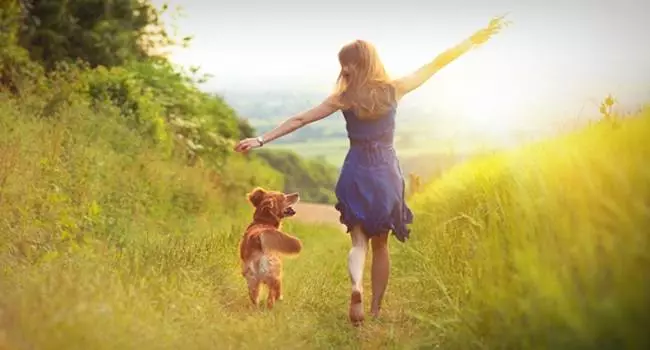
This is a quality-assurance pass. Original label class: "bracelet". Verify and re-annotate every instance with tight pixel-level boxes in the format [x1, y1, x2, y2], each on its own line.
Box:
[256, 136, 265, 147]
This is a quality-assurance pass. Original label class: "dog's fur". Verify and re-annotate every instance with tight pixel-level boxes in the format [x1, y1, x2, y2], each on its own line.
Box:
[239, 187, 302, 308]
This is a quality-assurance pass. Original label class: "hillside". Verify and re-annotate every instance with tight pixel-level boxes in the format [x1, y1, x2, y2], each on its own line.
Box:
[401, 108, 650, 348]
[256, 149, 339, 205]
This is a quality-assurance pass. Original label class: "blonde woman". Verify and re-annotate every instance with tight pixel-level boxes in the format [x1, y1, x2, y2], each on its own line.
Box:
[235, 17, 505, 326]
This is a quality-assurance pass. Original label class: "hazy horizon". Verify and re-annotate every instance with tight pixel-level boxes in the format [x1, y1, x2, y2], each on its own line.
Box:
[152, 0, 650, 144]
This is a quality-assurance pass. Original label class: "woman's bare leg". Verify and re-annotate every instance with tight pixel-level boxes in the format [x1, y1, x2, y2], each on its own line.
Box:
[370, 233, 390, 317]
[348, 225, 368, 325]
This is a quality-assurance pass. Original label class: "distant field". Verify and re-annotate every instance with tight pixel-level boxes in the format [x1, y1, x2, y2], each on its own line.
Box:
[267, 137, 494, 180]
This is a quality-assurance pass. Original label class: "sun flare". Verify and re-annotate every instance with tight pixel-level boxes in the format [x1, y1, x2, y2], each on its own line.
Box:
[455, 83, 521, 145]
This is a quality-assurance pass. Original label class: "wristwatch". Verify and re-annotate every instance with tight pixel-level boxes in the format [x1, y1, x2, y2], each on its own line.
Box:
[256, 136, 265, 147]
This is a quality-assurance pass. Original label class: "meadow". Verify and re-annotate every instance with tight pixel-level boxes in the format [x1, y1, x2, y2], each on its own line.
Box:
[2, 89, 648, 349]
[2, 1, 649, 348]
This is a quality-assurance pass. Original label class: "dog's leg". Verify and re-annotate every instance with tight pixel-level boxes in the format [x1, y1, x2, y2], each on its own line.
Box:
[266, 278, 280, 309]
[276, 278, 283, 301]
[248, 278, 261, 307]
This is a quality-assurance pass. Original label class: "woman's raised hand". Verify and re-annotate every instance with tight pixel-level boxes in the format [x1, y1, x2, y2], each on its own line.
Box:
[470, 15, 510, 46]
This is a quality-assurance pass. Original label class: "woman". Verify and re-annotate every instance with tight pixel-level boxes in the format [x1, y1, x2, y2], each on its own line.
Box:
[234, 17, 505, 325]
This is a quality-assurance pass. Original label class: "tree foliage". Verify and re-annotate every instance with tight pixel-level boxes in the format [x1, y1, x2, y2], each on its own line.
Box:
[16, 0, 171, 70]
[0, 0, 338, 203]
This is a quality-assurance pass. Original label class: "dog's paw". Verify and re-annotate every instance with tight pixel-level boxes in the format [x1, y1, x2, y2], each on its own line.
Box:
[278, 295, 284, 301]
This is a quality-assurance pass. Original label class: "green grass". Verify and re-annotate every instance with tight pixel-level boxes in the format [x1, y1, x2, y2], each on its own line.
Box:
[398, 111, 650, 349]
[1, 88, 649, 350]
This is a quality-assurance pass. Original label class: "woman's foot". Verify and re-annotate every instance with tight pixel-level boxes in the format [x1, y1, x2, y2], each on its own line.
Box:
[349, 289, 364, 326]
[370, 306, 381, 319]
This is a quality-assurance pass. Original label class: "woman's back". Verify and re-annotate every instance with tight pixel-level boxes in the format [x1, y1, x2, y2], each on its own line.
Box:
[341, 106, 397, 144]
[336, 101, 411, 243]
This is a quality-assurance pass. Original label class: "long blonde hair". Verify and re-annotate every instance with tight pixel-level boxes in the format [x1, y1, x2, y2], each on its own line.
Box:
[333, 40, 396, 120]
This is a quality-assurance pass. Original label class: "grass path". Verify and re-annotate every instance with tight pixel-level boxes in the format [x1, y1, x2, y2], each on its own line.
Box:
[183, 220, 426, 349]
[270, 205, 428, 348]
[293, 202, 345, 228]
[0, 209, 427, 350]
[221, 207, 425, 349]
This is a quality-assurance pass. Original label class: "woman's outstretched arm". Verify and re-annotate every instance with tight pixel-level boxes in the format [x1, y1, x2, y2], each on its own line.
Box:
[234, 94, 340, 153]
[394, 16, 507, 98]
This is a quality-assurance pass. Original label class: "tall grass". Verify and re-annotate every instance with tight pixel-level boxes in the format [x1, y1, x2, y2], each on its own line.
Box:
[392, 109, 650, 349]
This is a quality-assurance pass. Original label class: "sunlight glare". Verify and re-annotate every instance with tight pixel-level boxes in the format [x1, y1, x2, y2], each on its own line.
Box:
[456, 82, 520, 147]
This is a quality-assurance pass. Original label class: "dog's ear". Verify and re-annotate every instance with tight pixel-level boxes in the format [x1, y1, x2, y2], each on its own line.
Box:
[247, 187, 266, 207]
[259, 197, 280, 222]
[284, 192, 300, 205]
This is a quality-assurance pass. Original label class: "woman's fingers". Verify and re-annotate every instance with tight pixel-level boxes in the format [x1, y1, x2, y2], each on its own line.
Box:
[234, 138, 259, 153]
[234, 140, 248, 153]
[472, 23, 501, 45]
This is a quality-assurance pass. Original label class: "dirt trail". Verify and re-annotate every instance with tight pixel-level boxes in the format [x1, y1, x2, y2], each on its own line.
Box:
[292, 202, 345, 231]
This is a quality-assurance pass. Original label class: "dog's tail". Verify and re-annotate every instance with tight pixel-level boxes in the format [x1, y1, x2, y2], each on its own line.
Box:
[260, 229, 302, 255]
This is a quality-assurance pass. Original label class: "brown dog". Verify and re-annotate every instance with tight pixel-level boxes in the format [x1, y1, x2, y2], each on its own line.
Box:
[239, 187, 302, 309]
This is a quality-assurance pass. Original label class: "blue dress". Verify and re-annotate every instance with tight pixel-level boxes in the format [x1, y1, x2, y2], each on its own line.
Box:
[334, 105, 414, 242]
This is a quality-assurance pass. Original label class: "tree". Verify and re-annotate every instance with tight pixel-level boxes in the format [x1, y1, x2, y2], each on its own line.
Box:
[16, 0, 172, 70]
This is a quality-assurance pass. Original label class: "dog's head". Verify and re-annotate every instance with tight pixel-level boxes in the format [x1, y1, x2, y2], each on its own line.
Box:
[247, 187, 300, 224]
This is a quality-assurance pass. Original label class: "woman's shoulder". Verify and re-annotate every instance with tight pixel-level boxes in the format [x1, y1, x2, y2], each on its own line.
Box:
[324, 93, 344, 109]
[387, 79, 407, 101]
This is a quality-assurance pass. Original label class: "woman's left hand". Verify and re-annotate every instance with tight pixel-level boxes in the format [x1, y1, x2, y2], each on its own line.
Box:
[470, 15, 509, 46]
[234, 138, 262, 153]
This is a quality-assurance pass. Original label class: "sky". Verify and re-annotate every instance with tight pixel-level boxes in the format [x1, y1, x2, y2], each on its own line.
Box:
[152, 0, 650, 142]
